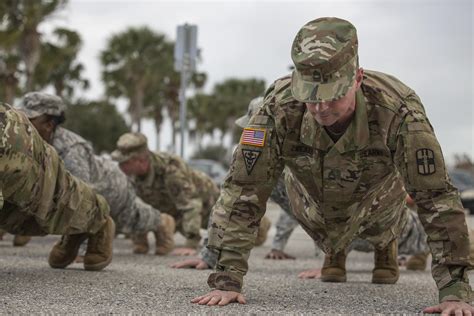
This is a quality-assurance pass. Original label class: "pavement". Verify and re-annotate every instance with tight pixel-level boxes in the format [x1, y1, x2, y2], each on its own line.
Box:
[1, 203, 472, 314]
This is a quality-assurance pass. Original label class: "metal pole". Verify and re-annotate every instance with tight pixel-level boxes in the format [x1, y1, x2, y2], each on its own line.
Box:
[179, 55, 188, 158]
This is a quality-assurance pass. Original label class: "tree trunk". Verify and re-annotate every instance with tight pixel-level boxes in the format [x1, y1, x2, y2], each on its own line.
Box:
[20, 28, 41, 92]
[4, 74, 18, 105]
[131, 83, 145, 132]
[54, 80, 65, 98]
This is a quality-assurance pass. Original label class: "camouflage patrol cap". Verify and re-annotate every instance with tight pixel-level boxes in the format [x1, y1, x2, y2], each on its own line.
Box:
[111, 132, 149, 163]
[16, 92, 66, 118]
[235, 96, 264, 128]
[291, 17, 359, 103]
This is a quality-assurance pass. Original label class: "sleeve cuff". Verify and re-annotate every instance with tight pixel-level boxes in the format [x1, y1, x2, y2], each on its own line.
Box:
[200, 247, 218, 268]
[439, 281, 473, 303]
[207, 271, 243, 293]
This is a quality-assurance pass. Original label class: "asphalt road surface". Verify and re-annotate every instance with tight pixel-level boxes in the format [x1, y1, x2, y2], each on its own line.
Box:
[1, 203, 472, 314]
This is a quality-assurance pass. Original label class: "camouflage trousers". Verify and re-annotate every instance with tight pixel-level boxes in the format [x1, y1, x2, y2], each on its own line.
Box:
[284, 169, 427, 254]
[270, 172, 428, 255]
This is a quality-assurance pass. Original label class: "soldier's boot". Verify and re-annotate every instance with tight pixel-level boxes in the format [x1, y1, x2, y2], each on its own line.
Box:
[154, 213, 176, 255]
[255, 216, 272, 246]
[132, 233, 149, 254]
[13, 235, 31, 247]
[48, 233, 88, 269]
[84, 216, 115, 271]
[0, 229, 5, 240]
[372, 239, 399, 284]
[321, 250, 347, 282]
[406, 252, 429, 271]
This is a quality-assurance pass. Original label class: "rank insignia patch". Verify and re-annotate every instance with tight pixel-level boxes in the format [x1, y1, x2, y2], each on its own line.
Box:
[241, 128, 266, 147]
[242, 149, 261, 175]
[416, 148, 436, 175]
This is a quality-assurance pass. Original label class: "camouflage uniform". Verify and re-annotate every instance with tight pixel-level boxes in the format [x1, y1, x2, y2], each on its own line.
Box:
[52, 127, 162, 234]
[14, 93, 163, 235]
[113, 135, 220, 249]
[199, 172, 428, 267]
[206, 17, 472, 303]
[0, 103, 109, 236]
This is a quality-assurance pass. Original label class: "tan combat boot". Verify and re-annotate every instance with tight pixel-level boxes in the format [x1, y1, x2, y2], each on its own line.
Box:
[13, 235, 31, 247]
[84, 216, 115, 271]
[372, 239, 399, 284]
[154, 213, 176, 255]
[132, 233, 149, 254]
[406, 252, 429, 271]
[255, 216, 272, 246]
[48, 234, 88, 269]
[321, 250, 347, 282]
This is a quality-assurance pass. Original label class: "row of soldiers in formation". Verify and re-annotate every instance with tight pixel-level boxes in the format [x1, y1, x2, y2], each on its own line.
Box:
[1, 16, 473, 314]
[0, 91, 431, 272]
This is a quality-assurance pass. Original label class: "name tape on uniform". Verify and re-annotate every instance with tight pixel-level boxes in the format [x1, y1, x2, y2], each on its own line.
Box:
[240, 128, 266, 147]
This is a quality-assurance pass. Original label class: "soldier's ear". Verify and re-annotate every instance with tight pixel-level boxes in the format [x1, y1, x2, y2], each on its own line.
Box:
[355, 68, 364, 88]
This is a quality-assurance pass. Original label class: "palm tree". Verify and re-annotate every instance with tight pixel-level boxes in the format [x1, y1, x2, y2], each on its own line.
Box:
[33, 27, 89, 98]
[1, 0, 67, 91]
[101, 26, 174, 132]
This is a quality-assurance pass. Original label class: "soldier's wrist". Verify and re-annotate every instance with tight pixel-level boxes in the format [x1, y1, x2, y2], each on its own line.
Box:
[207, 271, 243, 293]
[439, 281, 473, 303]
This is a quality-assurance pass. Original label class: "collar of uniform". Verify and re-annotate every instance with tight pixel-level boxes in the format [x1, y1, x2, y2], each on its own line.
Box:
[141, 151, 159, 186]
[299, 89, 369, 153]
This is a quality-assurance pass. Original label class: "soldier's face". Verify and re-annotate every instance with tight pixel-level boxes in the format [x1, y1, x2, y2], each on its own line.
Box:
[305, 68, 364, 127]
[119, 156, 149, 177]
[30, 115, 56, 144]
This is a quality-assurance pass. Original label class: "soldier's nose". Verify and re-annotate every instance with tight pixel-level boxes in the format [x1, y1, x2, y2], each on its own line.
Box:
[315, 102, 330, 113]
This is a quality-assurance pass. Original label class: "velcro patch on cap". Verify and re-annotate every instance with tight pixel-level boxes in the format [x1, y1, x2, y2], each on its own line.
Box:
[240, 128, 266, 147]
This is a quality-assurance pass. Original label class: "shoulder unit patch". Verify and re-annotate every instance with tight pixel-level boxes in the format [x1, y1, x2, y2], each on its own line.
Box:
[416, 148, 436, 175]
[242, 149, 261, 175]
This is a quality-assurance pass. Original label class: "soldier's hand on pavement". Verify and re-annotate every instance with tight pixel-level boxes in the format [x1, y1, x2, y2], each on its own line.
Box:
[171, 247, 197, 256]
[265, 249, 296, 260]
[423, 300, 474, 315]
[298, 268, 322, 279]
[169, 258, 210, 269]
[191, 290, 246, 306]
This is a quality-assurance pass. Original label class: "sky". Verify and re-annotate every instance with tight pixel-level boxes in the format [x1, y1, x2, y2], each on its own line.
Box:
[40, 0, 473, 165]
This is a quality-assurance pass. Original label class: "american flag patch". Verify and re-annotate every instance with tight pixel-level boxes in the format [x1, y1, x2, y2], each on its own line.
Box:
[241, 128, 266, 147]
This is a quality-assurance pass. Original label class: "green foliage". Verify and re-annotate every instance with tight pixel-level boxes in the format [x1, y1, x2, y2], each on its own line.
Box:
[187, 77, 266, 143]
[33, 27, 89, 98]
[0, 0, 68, 102]
[63, 99, 129, 154]
[101, 26, 175, 131]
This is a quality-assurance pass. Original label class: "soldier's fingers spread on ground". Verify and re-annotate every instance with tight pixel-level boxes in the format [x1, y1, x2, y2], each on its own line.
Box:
[440, 307, 454, 316]
[218, 296, 231, 306]
[197, 296, 213, 305]
[191, 295, 205, 303]
[207, 296, 221, 306]
[423, 305, 440, 313]
[196, 262, 209, 269]
[237, 294, 246, 304]
[463, 310, 472, 316]
[171, 259, 198, 268]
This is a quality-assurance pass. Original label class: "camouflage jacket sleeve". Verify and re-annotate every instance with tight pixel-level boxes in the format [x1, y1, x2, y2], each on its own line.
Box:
[206, 83, 285, 292]
[392, 91, 473, 303]
[60, 143, 94, 184]
[165, 160, 203, 248]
